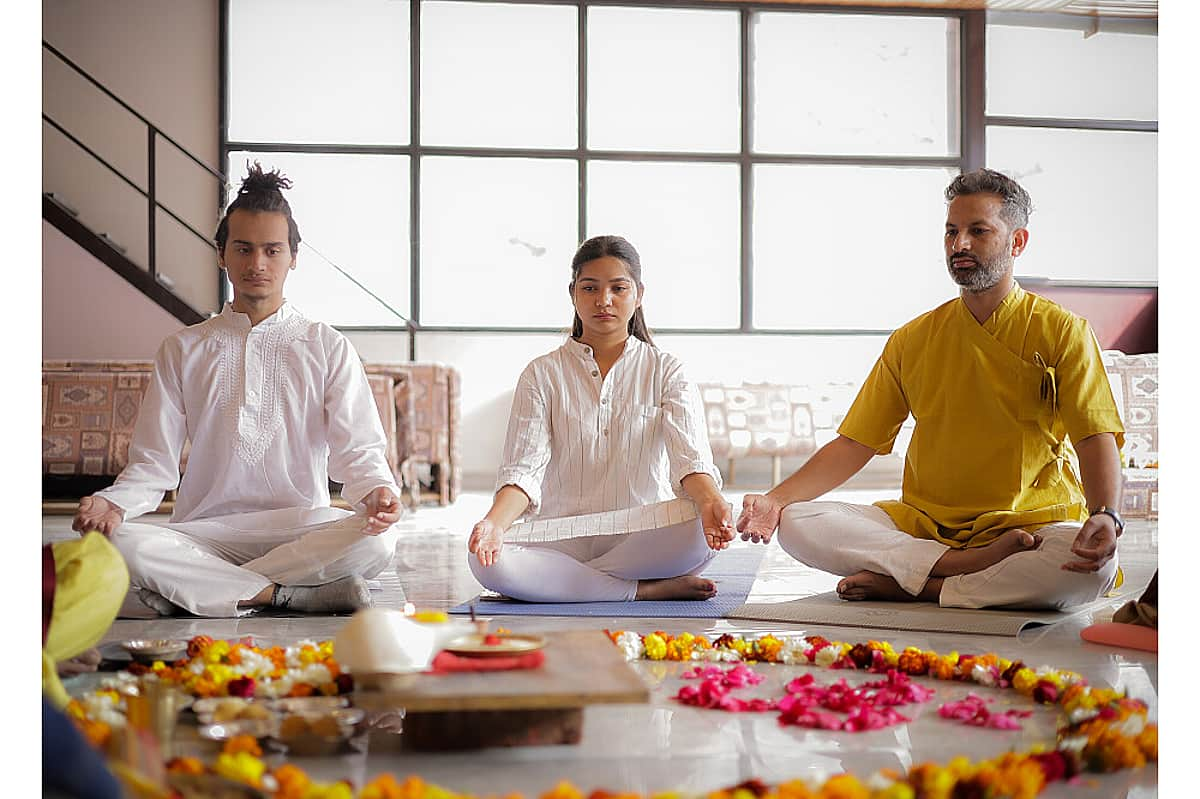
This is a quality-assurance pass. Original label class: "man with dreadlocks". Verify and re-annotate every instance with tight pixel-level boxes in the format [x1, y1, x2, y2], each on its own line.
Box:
[71, 163, 403, 616]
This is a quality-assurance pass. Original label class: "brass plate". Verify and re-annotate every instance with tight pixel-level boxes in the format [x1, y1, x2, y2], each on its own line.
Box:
[442, 633, 547, 658]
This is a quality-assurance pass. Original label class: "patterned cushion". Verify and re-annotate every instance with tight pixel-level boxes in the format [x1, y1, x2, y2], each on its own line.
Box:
[699, 383, 817, 460]
[1101, 351, 1159, 519]
[42, 369, 153, 476]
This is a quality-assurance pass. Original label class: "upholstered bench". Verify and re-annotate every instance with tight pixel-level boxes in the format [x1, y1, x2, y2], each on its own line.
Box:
[42, 360, 462, 508]
[1102, 351, 1158, 520]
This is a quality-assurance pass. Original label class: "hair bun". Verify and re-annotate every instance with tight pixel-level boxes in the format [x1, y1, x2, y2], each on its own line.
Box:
[237, 160, 293, 196]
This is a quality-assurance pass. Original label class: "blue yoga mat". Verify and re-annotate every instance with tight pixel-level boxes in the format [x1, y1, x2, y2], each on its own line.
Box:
[449, 544, 766, 618]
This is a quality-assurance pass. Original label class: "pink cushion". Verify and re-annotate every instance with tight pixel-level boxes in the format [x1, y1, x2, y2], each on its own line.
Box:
[1080, 622, 1158, 652]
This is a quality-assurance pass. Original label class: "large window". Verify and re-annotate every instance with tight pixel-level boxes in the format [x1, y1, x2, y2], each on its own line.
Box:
[224, 3, 1156, 331]
[985, 13, 1157, 284]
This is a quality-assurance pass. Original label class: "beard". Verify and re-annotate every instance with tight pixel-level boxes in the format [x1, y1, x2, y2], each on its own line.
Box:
[946, 251, 1011, 293]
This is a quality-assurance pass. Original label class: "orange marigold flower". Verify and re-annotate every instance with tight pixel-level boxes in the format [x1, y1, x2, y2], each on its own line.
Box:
[815, 774, 868, 799]
[272, 764, 312, 799]
[541, 780, 586, 799]
[166, 756, 205, 776]
[74, 718, 112, 751]
[773, 779, 818, 799]
[1137, 725, 1158, 760]
[288, 682, 315, 698]
[221, 734, 262, 757]
[319, 681, 341, 697]
[187, 635, 215, 658]
[359, 773, 403, 799]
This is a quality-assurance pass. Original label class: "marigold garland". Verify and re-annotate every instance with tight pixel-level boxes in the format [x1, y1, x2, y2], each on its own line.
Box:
[66, 633, 1156, 799]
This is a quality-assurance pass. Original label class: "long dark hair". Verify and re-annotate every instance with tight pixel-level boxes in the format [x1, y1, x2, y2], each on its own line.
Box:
[569, 235, 654, 346]
[214, 161, 302, 255]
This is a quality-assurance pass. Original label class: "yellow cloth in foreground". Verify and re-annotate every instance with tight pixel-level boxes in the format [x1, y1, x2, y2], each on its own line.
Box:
[42, 532, 129, 708]
[839, 283, 1124, 548]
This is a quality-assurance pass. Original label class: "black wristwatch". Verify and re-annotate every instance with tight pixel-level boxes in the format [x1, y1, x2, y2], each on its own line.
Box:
[1090, 505, 1125, 536]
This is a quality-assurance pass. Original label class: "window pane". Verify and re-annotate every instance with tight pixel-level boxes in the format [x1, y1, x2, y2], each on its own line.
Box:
[587, 161, 740, 329]
[229, 1, 410, 145]
[753, 165, 958, 330]
[420, 156, 578, 326]
[987, 23, 1157, 121]
[226, 152, 411, 326]
[588, 7, 739, 153]
[987, 127, 1156, 283]
[421, 2, 576, 148]
[753, 13, 959, 156]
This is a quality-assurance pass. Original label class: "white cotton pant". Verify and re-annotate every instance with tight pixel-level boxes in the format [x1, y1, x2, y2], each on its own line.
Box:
[111, 506, 399, 617]
[776, 501, 1118, 610]
[469, 517, 717, 602]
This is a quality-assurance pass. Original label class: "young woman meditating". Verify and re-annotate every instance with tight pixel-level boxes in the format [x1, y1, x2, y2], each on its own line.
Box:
[467, 235, 733, 602]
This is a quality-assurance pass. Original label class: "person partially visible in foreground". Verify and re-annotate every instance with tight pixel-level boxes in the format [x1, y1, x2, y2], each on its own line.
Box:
[737, 168, 1125, 610]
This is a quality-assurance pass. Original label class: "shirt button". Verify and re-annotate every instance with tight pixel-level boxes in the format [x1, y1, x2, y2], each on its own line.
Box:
[591, 370, 599, 378]
[601, 398, 608, 405]
[603, 429, 609, 436]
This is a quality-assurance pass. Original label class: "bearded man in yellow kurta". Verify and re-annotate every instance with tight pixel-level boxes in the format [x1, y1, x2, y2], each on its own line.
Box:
[736, 168, 1125, 610]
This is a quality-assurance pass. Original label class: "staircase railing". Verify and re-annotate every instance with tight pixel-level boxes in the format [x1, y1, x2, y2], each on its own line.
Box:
[42, 40, 416, 349]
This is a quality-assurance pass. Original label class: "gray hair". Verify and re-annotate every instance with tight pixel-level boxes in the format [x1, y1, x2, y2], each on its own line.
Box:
[945, 168, 1033, 231]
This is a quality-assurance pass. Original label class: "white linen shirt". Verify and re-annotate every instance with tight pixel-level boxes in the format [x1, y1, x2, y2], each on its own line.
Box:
[97, 302, 399, 523]
[496, 336, 721, 520]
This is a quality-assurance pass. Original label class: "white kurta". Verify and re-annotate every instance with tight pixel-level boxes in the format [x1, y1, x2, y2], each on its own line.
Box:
[99, 302, 399, 521]
[473, 336, 722, 602]
[496, 336, 721, 519]
[99, 302, 401, 617]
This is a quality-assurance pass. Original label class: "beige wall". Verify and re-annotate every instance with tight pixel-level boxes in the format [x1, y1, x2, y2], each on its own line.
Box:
[42, 0, 222, 316]
[43, 222, 187, 360]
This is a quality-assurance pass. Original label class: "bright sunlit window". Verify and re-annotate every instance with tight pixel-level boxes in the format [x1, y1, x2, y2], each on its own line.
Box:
[225, 3, 1156, 330]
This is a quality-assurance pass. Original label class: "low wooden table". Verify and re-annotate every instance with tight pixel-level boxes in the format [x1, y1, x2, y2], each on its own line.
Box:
[354, 629, 649, 750]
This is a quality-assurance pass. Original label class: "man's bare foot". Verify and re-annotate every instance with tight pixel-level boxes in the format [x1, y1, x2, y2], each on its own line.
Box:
[56, 647, 102, 677]
[636, 576, 717, 601]
[837, 571, 940, 602]
[930, 529, 1042, 578]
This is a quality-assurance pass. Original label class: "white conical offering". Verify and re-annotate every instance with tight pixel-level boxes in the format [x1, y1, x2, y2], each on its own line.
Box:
[334, 607, 441, 674]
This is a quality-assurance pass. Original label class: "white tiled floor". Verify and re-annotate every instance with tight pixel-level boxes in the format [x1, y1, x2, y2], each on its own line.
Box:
[45, 490, 1158, 797]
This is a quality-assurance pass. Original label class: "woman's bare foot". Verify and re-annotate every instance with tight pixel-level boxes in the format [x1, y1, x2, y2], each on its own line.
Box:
[930, 529, 1042, 578]
[636, 576, 717, 601]
[836, 571, 939, 602]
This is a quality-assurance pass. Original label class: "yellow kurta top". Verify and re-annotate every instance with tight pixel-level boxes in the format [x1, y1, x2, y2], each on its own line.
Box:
[839, 283, 1125, 548]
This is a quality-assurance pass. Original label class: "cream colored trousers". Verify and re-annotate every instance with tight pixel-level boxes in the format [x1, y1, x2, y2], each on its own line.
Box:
[776, 501, 1118, 610]
[468, 517, 717, 602]
[112, 506, 398, 617]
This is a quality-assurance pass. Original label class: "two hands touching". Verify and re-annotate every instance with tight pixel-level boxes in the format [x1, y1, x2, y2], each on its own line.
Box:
[468, 496, 754, 568]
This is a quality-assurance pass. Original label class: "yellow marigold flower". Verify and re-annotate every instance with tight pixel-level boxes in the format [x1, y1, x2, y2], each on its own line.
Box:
[816, 773, 867, 799]
[221, 734, 262, 757]
[205, 639, 232, 664]
[1011, 668, 1038, 695]
[875, 784, 915, 799]
[207, 663, 234, 686]
[731, 788, 757, 799]
[319, 641, 336, 659]
[64, 700, 86, 721]
[305, 782, 355, 799]
[299, 647, 321, 665]
[1137, 725, 1158, 759]
[151, 660, 166, 672]
[651, 792, 684, 799]
[756, 635, 783, 662]
[319, 681, 341, 696]
[644, 634, 667, 661]
[213, 751, 266, 787]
